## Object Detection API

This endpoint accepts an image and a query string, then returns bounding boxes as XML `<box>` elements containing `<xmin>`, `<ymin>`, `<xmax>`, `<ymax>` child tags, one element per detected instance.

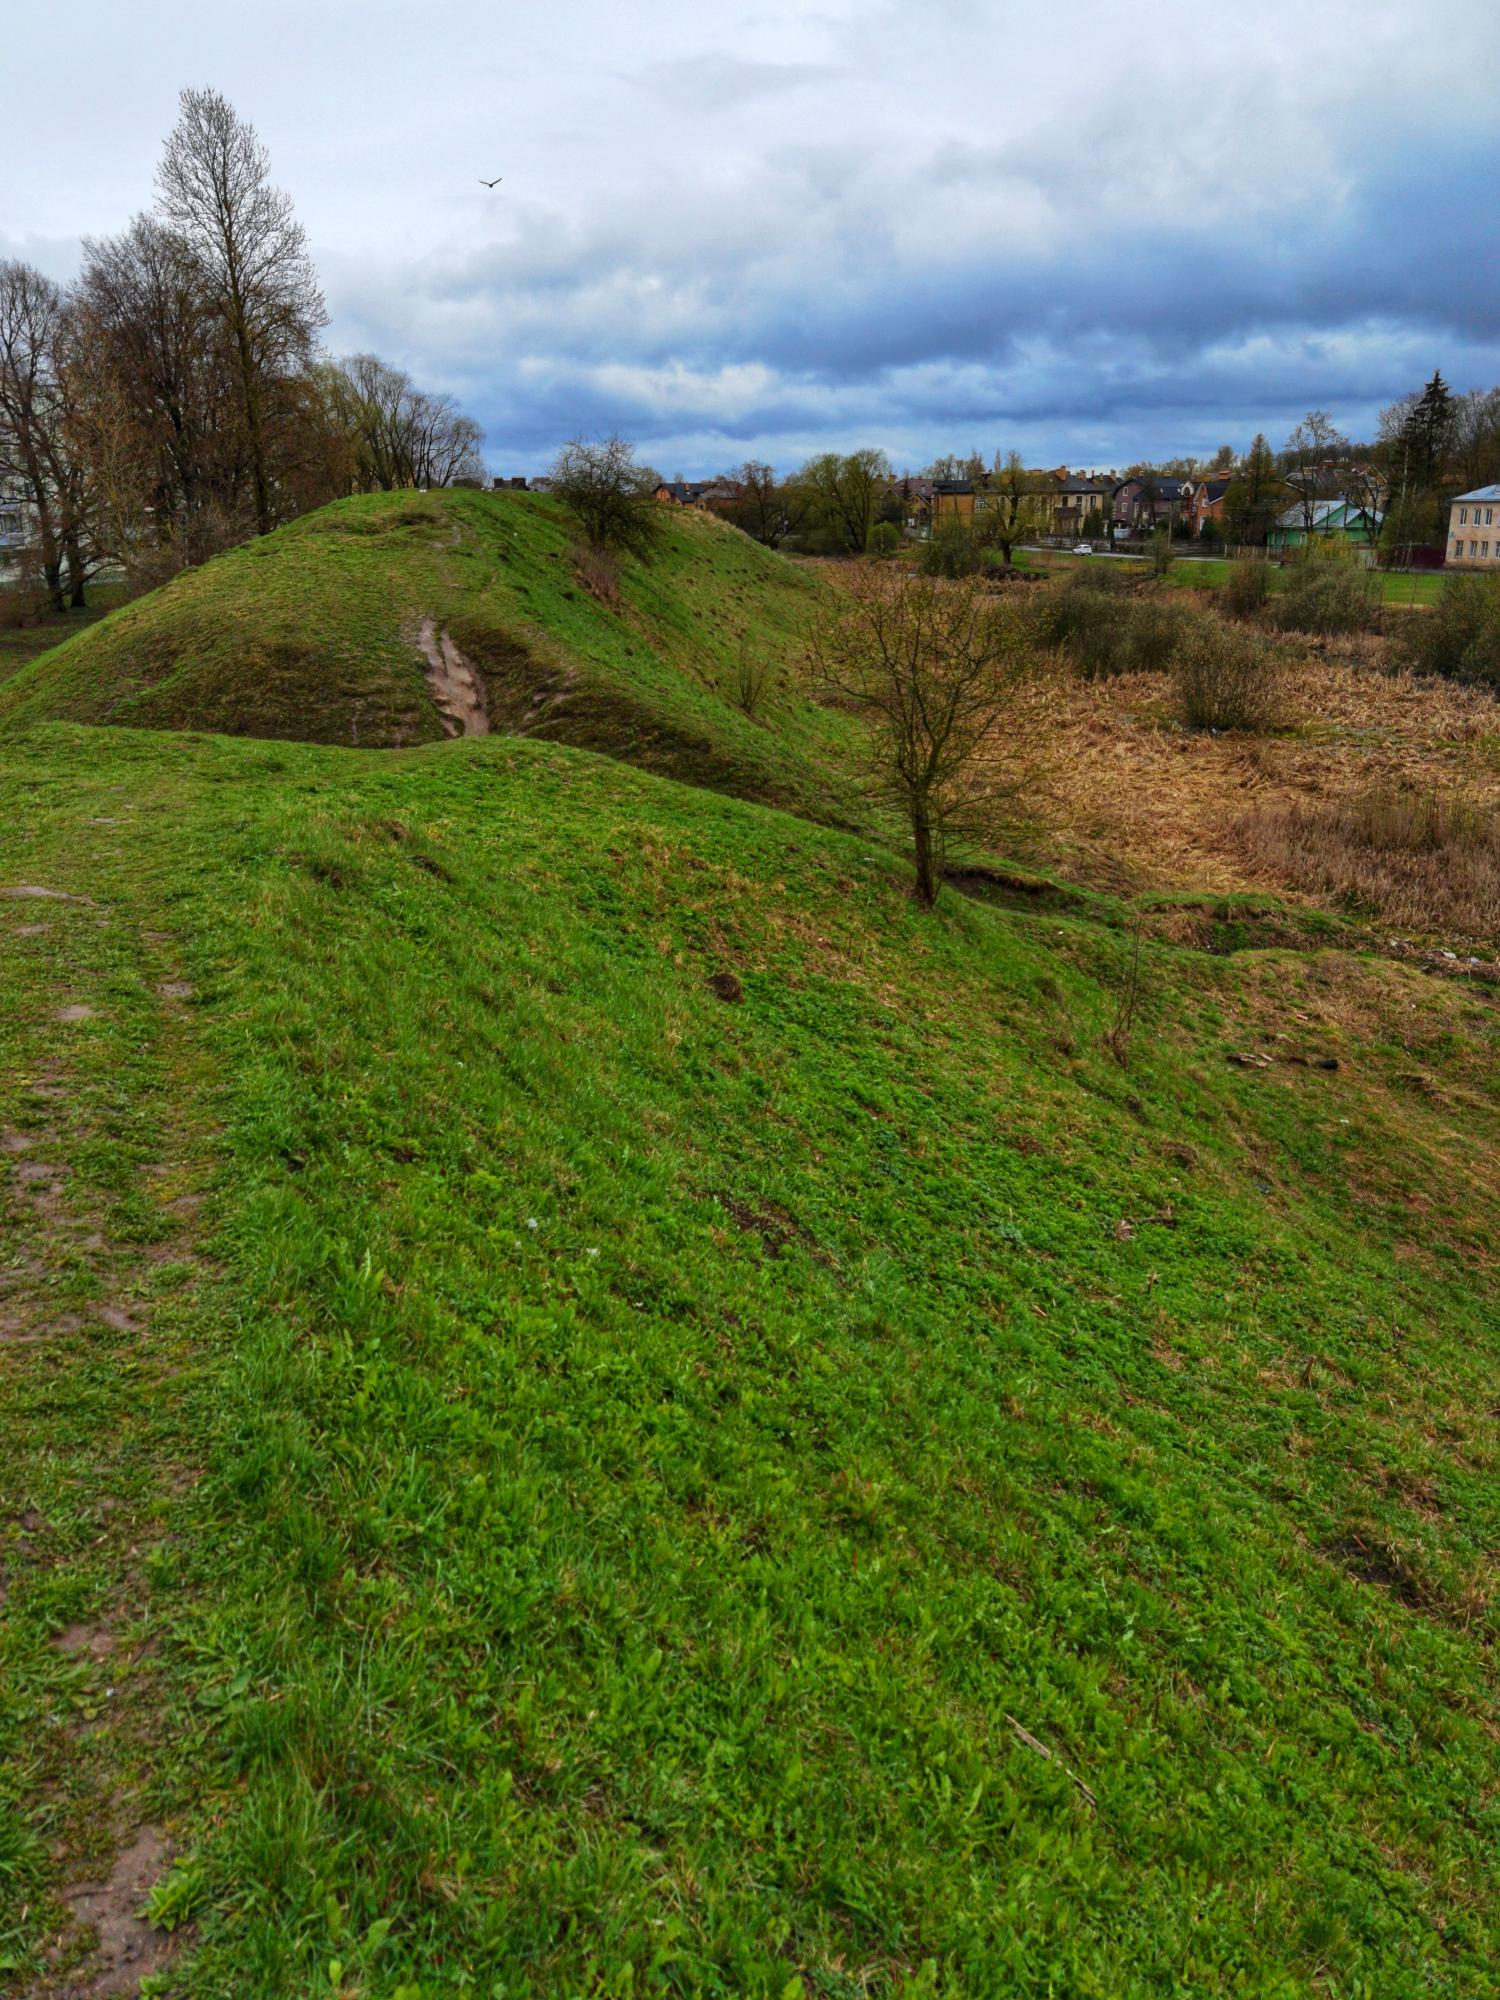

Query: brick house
<box><xmin>1187</xmin><ymin>478</ymin><xmax>1233</xmax><ymax>538</ymax></box>
<box><xmin>1111</xmin><ymin>475</ymin><xmax>1192</xmax><ymax>538</ymax></box>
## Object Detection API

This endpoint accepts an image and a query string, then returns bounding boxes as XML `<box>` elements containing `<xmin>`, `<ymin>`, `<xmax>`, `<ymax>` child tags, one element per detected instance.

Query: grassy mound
<box><xmin>0</xmin><ymin>490</ymin><xmax>855</xmax><ymax>819</ymax></box>
<box><xmin>3</xmin><ymin>721</ymin><xmax>1497</xmax><ymax>1996</ymax></box>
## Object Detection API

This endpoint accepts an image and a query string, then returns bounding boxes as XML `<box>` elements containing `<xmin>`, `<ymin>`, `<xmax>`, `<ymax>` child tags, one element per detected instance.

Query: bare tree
<box><xmin>808</xmin><ymin>567</ymin><xmax>1040</xmax><ymax>906</ymax></box>
<box><xmin>550</xmin><ymin>434</ymin><xmax>663</xmax><ymax>561</ymax></box>
<box><xmin>324</xmin><ymin>353</ymin><xmax>484</xmax><ymax>492</ymax></box>
<box><xmin>70</xmin><ymin>216</ymin><xmax>249</xmax><ymax>576</ymax></box>
<box><xmin>1452</xmin><ymin>387</ymin><xmax>1500</xmax><ymax>493</ymax></box>
<box><xmin>1282</xmin><ymin>410</ymin><xmax>1350</xmax><ymax>540</ymax></box>
<box><xmin>727</xmin><ymin>460</ymin><xmax>784</xmax><ymax>545</ymax></box>
<box><xmin>976</xmin><ymin>450</ymin><xmax>1049</xmax><ymax>567</ymax></box>
<box><xmin>155</xmin><ymin>87</ymin><xmax>325</xmax><ymax>536</ymax></box>
<box><xmin>0</xmin><ymin>260</ymin><xmax>90</xmax><ymax>609</ymax></box>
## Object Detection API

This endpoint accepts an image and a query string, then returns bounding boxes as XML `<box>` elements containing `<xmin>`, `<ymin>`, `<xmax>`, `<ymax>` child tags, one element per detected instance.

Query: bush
<box><xmin>1045</xmin><ymin>572</ymin><xmax>1194</xmax><ymax>679</ymax></box>
<box><xmin>733</xmin><ymin>639</ymin><xmax>772</xmax><ymax>717</ymax></box>
<box><xmin>1172</xmin><ymin>616</ymin><xmax>1285</xmax><ymax>731</ymax></box>
<box><xmin>1149</xmin><ymin>528</ymin><xmax>1174</xmax><ymax>577</ymax></box>
<box><xmin>550</xmin><ymin>434</ymin><xmax>663</xmax><ymax>562</ymax></box>
<box><xmin>1397</xmin><ymin>572</ymin><xmax>1500</xmax><ymax>687</ymax></box>
<box><xmin>1272</xmin><ymin>553</ymin><xmax>1379</xmax><ymax>635</ymax></box>
<box><xmin>921</xmin><ymin>522</ymin><xmax>980</xmax><ymax>578</ymax></box>
<box><xmin>572</xmin><ymin>541</ymin><xmax>622</xmax><ymax>609</ymax></box>
<box><xmin>1129</xmin><ymin>597</ymin><xmax>1188</xmax><ymax>670</ymax></box>
<box><xmin>866</xmin><ymin>522</ymin><xmax>901</xmax><ymax>560</ymax></box>
<box><xmin>1223</xmin><ymin>558</ymin><xmax>1271</xmax><ymax>619</ymax></box>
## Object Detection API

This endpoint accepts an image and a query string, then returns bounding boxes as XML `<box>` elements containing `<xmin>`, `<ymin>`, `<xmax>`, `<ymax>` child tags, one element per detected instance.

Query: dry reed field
<box><xmin>1012</xmin><ymin>634</ymin><xmax>1500</xmax><ymax>947</ymax></box>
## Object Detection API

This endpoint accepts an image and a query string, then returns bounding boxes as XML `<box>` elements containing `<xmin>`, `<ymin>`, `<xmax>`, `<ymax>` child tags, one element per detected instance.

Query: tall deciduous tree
<box><xmin>1282</xmin><ymin>410</ymin><xmax>1349</xmax><ymax>539</ymax></box>
<box><xmin>155</xmin><ymin>87</ymin><xmax>325</xmax><ymax>536</ymax></box>
<box><xmin>725</xmin><ymin>460</ymin><xmax>784</xmax><ymax>546</ymax></box>
<box><xmin>70</xmin><ymin>216</ymin><xmax>245</xmax><ymax>575</ymax></box>
<box><xmin>976</xmin><ymin>450</ymin><xmax>1048</xmax><ymax>567</ymax></box>
<box><xmin>1451</xmin><ymin>387</ymin><xmax>1500</xmax><ymax>492</ymax></box>
<box><xmin>799</xmin><ymin>448</ymin><xmax>892</xmax><ymax>554</ymax></box>
<box><xmin>0</xmin><ymin>259</ymin><xmax>90</xmax><ymax>608</ymax></box>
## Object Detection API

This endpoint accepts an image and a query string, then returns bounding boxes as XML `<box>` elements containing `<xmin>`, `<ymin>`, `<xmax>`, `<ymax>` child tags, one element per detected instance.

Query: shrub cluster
<box><xmin>1271</xmin><ymin>554</ymin><xmax>1380</xmax><ymax>635</ymax></box>
<box><xmin>1044</xmin><ymin>571</ymin><xmax>1191</xmax><ymax>678</ymax></box>
<box><xmin>1171</xmin><ymin>617</ymin><xmax>1285</xmax><ymax>732</ymax></box>
<box><xmin>1397</xmin><ymin>572</ymin><xmax>1500</xmax><ymax>687</ymax></box>
<box><xmin>921</xmin><ymin>522</ymin><xmax>982</xmax><ymax>578</ymax></box>
<box><xmin>1223</xmin><ymin>558</ymin><xmax>1271</xmax><ymax>618</ymax></box>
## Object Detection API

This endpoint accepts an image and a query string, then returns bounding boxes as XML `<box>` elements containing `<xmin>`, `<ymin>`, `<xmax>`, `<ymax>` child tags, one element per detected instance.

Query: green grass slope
<box><xmin>0</xmin><ymin>491</ymin><xmax>856</xmax><ymax>819</ymax></box>
<box><xmin>2</xmin><ymin>722</ymin><xmax>1497</xmax><ymax>1997</ymax></box>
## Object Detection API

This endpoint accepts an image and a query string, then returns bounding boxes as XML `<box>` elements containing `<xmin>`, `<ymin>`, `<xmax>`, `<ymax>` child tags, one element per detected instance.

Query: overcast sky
<box><xmin>5</xmin><ymin>1</ymin><xmax>1499</xmax><ymax>476</ymax></box>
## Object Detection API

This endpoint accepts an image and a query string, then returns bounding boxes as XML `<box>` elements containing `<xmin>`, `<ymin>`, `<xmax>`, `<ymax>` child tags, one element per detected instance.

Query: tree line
<box><xmin>0</xmin><ymin>88</ymin><xmax>484</xmax><ymax>610</ymax></box>
<box><xmin>679</xmin><ymin>374</ymin><xmax>1500</xmax><ymax>562</ymax></box>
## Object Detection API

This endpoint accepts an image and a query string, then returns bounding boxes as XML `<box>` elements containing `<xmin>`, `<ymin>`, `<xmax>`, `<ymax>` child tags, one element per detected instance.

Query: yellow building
<box><xmin>1447</xmin><ymin>486</ymin><xmax>1500</xmax><ymax>568</ymax></box>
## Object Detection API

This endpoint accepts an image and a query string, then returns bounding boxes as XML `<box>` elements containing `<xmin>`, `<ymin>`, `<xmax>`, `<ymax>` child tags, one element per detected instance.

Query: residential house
<box><xmin>1187</xmin><ymin>478</ymin><xmax>1233</xmax><ymax>539</ymax></box>
<box><xmin>1446</xmin><ymin>485</ymin><xmax>1500</xmax><ymax>568</ymax></box>
<box><xmin>930</xmin><ymin>469</ymin><xmax>1054</xmax><ymax>532</ymax></box>
<box><xmin>1111</xmin><ymin>475</ymin><xmax>1193</xmax><ymax>539</ymax></box>
<box><xmin>1267</xmin><ymin>498</ymin><xmax>1383</xmax><ymax>552</ymax></box>
<box><xmin>653</xmin><ymin>479</ymin><xmax>738</xmax><ymax>511</ymax></box>
<box><xmin>880</xmin><ymin>474</ymin><xmax>934</xmax><ymax>533</ymax></box>
<box><xmin>1049</xmin><ymin>472</ymin><xmax>1115</xmax><ymax>540</ymax></box>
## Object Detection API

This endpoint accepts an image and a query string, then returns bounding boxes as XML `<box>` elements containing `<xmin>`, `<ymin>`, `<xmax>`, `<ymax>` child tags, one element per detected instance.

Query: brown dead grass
<box><xmin>1007</xmin><ymin>636</ymin><xmax>1500</xmax><ymax>944</ymax></box>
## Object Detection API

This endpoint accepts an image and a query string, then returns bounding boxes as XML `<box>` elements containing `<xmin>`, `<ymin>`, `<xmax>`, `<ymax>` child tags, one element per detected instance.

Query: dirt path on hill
<box><xmin>1</xmin><ymin>807</ymin><xmax>216</xmax><ymax>1995</ymax></box>
<box><xmin>416</xmin><ymin>618</ymin><xmax>489</xmax><ymax>737</ymax></box>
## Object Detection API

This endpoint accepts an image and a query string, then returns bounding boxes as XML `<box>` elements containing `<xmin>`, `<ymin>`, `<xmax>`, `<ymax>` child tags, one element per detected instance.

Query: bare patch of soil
<box><xmin>62</xmin><ymin>1825</ymin><xmax>175</xmax><ymax>1996</ymax></box>
<box><xmin>55</xmin><ymin>1622</ymin><xmax>116</xmax><ymax>1659</ymax></box>
<box><xmin>56</xmin><ymin>1006</ymin><xmax>98</xmax><ymax>1025</ymax></box>
<box><xmin>1</xmin><ymin>885</ymin><xmax>91</xmax><ymax>903</ymax></box>
<box><xmin>416</xmin><ymin>618</ymin><xmax>490</xmax><ymax>737</ymax></box>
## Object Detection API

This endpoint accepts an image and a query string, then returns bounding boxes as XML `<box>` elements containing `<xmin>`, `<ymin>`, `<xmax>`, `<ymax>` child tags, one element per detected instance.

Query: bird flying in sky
<box><xmin>479</xmin><ymin>176</ymin><xmax>502</xmax><ymax>188</ymax></box>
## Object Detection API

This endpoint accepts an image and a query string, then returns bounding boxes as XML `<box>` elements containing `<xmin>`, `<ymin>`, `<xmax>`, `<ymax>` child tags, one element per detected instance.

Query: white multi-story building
<box><xmin>1447</xmin><ymin>486</ymin><xmax>1500</xmax><ymax>569</ymax></box>
<box><xmin>0</xmin><ymin>476</ymin><xmax>38</xmax><ymax>579</ymax></box>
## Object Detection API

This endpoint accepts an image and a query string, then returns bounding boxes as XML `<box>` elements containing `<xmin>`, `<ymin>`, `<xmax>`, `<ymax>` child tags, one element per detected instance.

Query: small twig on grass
<box><xmin>1005</xmin><ymin>1713</ymin><xmax>1099</xmax><ymax>1810</ymax></box>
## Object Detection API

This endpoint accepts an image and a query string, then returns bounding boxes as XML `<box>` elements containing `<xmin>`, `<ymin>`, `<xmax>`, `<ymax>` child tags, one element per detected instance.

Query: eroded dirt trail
<box><xmin>416</xmin><ymin>617</ymin><xmax>489</xmax><ymax>737</ymax></box>
<box><xmin>1</xmin><ymin>790</ymin><xmax>215</xmax><ymax>1996</ymax></box>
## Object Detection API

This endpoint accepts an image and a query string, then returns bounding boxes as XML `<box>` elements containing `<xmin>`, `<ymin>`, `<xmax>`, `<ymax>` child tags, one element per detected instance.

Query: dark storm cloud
<box><xmin>6</xmin><ymin>0</ymin><xmax>1500</xmax><ymax>470</ymax></box>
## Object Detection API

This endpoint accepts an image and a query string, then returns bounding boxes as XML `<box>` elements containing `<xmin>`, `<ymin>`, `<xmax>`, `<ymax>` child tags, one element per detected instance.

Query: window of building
<box><xmin>1484</xmin><ymin>542</ymin><xmax>1492</xmax><ymax>559</ymax></box>
<box><xmin>1471</xmin><ymin>541</ymin><xmax>1479</xmax><ymax>558</ymax></box>
<box><xmin>1459</xmin><ymin>506</ymin><xmax>1468</xmax><ymax>525</ymax></box>
<box><xmin>1487</xmin><ymin>507</ymin><xmax>1495</xmax><ymax>526</ymax></box>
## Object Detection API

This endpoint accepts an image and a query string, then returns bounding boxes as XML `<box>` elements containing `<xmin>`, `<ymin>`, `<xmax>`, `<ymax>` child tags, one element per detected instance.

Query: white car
<box><xmin>1072</xmin><ymin>541</ymin><xmax>1093</xmax><ymax>556</ymax></box>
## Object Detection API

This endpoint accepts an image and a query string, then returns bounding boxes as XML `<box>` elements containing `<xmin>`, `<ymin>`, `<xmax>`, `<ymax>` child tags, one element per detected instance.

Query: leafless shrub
<box><xmin>733</xmin><ymin>637</ymin><xmax>772</xmax><ymax>717</ymax></box>
<box><xmin>1172</xmin><ymin>616</ymin><xmax>1286</xmax><ymax>731</ymax></box>
<box><xmin>572</xmin><ymin>539</ymin><xmax>621</xmax><ymax>609</ymax></box>
<box><xmin>1104</xmin><ymin>914</ymin><xmax>1145</xmax><ymax>1067</ymax></box>
<box><xmin>1239</xmin><ymin>782</ymin><xmax>1500</xmax><ymax>942</ymax></box>
<box><xmin>808</xmin><ymin>567</ymin><xmax>1047</xmax><ymax>905</ymax></box>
